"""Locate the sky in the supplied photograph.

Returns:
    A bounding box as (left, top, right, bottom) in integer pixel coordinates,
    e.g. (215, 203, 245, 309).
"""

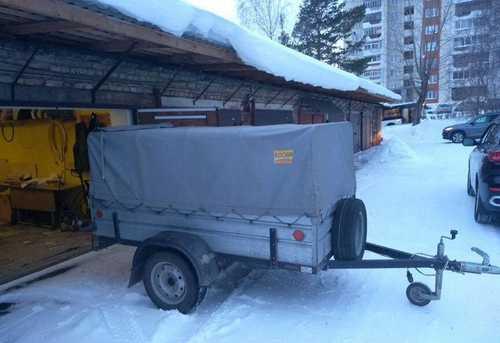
(186, 0, 239, 23)
(186, 0, 302, 31)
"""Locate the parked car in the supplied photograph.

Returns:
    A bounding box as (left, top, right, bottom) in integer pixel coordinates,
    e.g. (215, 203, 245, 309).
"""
(436, 103, 453, 119)
(384, 118, 402, 126)
(442, 113, 500, 143)
(464, 120, 500, 223)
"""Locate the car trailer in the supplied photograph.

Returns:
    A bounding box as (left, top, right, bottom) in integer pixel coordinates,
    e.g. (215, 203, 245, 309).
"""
(327, 230, 500, 306)
(88, 124, 500, 313)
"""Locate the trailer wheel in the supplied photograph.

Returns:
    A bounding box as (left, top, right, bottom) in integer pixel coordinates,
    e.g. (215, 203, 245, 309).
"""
(143, 251, 201, 314)
(331, 198, 367, 261)
(406, 282, 432, 307)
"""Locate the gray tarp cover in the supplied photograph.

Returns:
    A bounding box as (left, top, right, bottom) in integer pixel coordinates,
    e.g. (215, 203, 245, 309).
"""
(88, 123, 355, 217)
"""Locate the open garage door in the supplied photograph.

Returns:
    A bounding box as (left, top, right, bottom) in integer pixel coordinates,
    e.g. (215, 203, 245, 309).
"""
(0, 107, 131, 285)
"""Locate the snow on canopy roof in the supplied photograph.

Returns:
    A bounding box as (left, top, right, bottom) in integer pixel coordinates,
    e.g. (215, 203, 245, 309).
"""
(94, 0, 401, 102)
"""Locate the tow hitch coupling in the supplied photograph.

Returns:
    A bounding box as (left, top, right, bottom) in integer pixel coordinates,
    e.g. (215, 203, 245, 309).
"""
(406, 230, 500, 306)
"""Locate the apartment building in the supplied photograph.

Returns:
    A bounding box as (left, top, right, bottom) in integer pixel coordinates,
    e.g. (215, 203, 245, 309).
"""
(346, 0, 422, 98)
(347, 0, 500, 116)
(446, 0, 500, 115)
(347, 1, 394, 92)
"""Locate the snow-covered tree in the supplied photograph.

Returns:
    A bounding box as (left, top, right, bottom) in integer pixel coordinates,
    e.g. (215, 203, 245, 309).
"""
(289, 0, 369, 74)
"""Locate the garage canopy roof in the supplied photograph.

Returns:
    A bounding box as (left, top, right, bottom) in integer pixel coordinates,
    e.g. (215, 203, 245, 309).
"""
(0, 0, 400, 104)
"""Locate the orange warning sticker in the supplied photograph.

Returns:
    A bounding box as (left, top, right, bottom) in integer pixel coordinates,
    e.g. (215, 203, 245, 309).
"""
(274, 149, 294, 165)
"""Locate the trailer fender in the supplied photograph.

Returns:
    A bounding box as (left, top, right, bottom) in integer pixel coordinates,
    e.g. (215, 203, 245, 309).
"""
(128, 231, 219, 288)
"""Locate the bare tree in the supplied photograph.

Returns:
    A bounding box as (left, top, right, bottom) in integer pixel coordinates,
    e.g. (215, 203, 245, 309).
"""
(237, 0, 291, 42)
(401, 1, 454, 125)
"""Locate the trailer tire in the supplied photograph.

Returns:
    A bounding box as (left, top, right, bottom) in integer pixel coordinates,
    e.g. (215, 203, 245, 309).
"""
(331, 198, 367, 261)
(406, 282, 432, 306)
(143, 251, 200, 314)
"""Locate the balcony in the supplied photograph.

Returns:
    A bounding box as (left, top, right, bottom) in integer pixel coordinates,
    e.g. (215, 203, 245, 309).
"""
(364, 12, 382, 25)
(364, 0, 382, 13)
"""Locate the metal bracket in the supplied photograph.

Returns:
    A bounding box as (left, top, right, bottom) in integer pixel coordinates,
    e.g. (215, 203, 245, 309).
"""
(193, 78, 215, 105)
(91, 42, 137, 103)
(11, 48, 39, 101)
(160, 67, 181, 96)
(265, 88, 283, 106)
(112, 212, 121, 242)
(281, 92, 298, 108)
(269, 228, 278, 267)
(223, 81, 245, 105)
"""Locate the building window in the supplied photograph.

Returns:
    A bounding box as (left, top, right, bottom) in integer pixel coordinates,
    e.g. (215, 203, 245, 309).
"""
(404, 79, 413, 87)
(452, 86, 488, 101)
(453, 35, 487, 49)
(403, 65, 414, 74)
(425, 41, 438, 52)
(404, 36, 414, 45)
(426, 90, 438, 100)
(453, 35, 488, 48)
(453, 70, 478, 80)
(363, 0, 381, 9)
(364, 26, 382, 38)
(365, 41, 381, 50)
(425, 8, 439, 18)
(404, 6, 414, 15)
(455, 18, 472, 30)
(368, 54, 381, 63)
(455, 1, 491, 17)
(404, 51, 414, 60)
(363, 69, 381, 80)
(425, 24, 439, 35)
(429, 74, 438, 84)
(364, 12, 382, 24)
(404, 21, 414, 30)
(454, 37, 470, 48)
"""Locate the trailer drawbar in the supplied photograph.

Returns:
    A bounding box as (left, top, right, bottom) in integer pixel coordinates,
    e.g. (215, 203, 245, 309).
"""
(327, 230, 500, 306)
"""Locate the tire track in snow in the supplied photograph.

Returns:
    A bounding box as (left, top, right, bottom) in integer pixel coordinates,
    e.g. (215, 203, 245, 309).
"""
(184, 270, 266, 343)
(98, 305, 147, 343)
(0, 304, 44, 343)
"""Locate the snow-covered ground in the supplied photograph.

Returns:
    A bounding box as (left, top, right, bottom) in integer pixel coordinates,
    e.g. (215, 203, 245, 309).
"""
(1, 120, 500, 343)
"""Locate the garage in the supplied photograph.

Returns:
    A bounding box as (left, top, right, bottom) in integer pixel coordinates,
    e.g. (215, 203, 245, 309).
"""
(0, 108, 131, 283)
(0, 0, 398, 286)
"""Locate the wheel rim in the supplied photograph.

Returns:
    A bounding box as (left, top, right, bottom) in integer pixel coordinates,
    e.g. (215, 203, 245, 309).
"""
(150, 262, 187, 305)
(353, 210, 365, 255)
(452, 132, 464, 143)
(409, 285, 428, 304)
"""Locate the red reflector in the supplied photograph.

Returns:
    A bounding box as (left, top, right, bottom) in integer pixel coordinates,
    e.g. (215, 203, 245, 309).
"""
(488, 151, 500, 163)
(489, 187, 500, 193)
(293, 230, 305, 241)
(95, 209, 103, 219)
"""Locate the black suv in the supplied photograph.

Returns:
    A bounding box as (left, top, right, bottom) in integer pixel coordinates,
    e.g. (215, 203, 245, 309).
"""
(464, 121, 500, 223)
